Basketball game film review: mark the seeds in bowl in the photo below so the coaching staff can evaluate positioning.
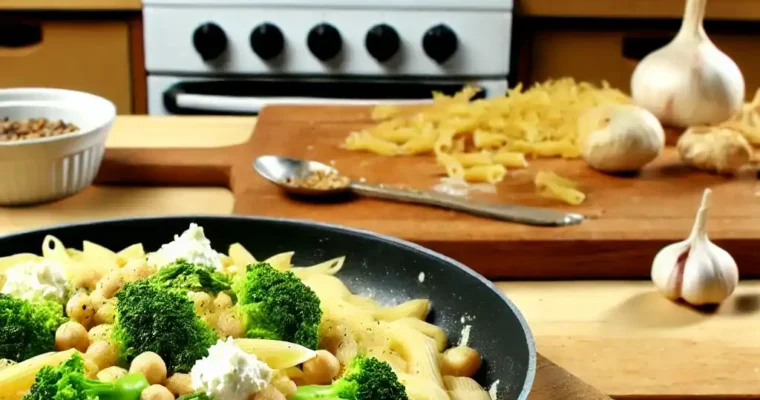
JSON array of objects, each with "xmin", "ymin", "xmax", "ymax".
[
  {"xmin": 286, "ymin": 170, "xmax": 351, "ymax": 190},
  {"xmin": 0, "ymin": 117, "xmax": 80, "ymax": 142}
]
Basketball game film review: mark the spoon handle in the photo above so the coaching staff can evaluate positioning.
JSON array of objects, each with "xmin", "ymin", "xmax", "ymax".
[{"xmin": 348, "ymin": 182, "xmax": 584, "ymax": 227}]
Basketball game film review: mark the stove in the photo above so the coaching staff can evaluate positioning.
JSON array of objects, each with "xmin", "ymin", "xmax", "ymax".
[{"xmin": 142, "ymin": 0, "xmax": 514, "ymax": 115}]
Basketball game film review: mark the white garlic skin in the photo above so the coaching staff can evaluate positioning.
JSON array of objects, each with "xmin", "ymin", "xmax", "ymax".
[
  {"xmin": 631, "ymin": 0, "xmax": 745, "ymax": 128},
  {"xmin": 651, "ymin": 189, "xmax": 739, "ymax": 306},
  {"xmin": 677, "ymin": 126, "xmax": 753, "ymax": 174},
  {"xmin": 651, "ymin": 237, "xmax": 739, "ymax": 305},
  {"xmin": 578, "ymin": 104, "xmax": 665, "ymax": 172}
]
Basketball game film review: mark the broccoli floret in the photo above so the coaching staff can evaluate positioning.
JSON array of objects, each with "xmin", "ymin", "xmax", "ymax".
[
  {"xmin": 177, "ymin": 394, "xmax": 212, "ymax": 400},
  {"xmin": 0, "ymin": 294, "xmax": 67, "ymax": 362},
  {"xmin": 292, "ymin": 356, "xmax": 408, "ymax": 400},
  {"xmin": 24, "ymin": 353, "xmax": 148, "ymax": 400},
  {"xmin": 232, "ymin": 262, "xmax": 321, "ymax": 349},
  {"xmin": 146, "ymin": 261, "xmax": 231, "ymax": 295},
  {"xmin": 112, "ymin": 280, "xmax": 217, "ymax": 373}
]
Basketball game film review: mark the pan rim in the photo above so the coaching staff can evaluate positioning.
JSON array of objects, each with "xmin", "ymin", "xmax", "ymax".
[{"xmin": 0, "ymin": 214, "xmax": 536, "ymax": 399}]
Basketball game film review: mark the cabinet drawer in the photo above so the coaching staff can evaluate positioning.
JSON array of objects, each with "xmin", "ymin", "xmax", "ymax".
[
  {"xmin": 518, "ymin": 19, "xmax": 760, "ymax": 101},
  {"xmin": 0, "ymin": 19, "xmax": 132, "ymax": 113}
]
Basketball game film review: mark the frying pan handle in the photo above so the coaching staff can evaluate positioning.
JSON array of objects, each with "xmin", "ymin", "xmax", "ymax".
[{"xmin": 95, "ymin": 147, "xmax": 235, "ymax": 187}]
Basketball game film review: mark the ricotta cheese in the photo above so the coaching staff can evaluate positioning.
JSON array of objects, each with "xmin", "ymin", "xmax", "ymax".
[
  {"xmin": 147, "ymin": 223, "xmax": 223, "ymax": 270},
  {"xmin": 1, "ymin": 258, "xmax": 70, "ymax": 304},
  {"xmin": 190, "ymin": 337, "xmax": 273, "ymax": 400}
]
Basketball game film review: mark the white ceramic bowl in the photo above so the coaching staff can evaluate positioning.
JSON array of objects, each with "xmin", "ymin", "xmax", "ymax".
[{"xmin": 0, "ymin": 88, "xmax": 116, "ymax": 205}]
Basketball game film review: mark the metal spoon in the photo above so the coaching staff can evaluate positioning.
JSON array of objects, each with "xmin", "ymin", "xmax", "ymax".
[{"xmin": 253, "ymin": 155, "xmax": 585, "ymax": 227}]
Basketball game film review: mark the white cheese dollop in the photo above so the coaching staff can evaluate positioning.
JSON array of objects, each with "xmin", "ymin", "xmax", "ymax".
[
  {"xmin": 190, "ymin": 337, "xmax": 273, "ymax": 400},
  {"xmin": 1, "ymin": 259, "xmax": 70, "ymax": 304},
  {"xmin": 147, "ymin": 223, "xmax": 223, "ymax": 270}
]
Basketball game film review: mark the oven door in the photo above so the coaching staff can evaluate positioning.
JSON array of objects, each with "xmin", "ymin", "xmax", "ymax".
[{"xmin": 150, "ymin": 77, "xmax": 487, "ymax": 116}]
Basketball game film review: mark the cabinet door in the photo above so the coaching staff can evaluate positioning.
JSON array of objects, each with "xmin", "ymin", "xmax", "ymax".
[
  {"xmin": 0, "ymin": 19, "xmax": 132, "ymax": 113},
  {"xmin": 516, "ymin": 19, "xmax": 760, "ymax": 101}
]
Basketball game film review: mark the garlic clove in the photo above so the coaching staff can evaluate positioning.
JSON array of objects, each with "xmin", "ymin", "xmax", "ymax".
[
  {"xmin": 679, "ymin": 240, "xmax": 738, "ymax": 306},
  {"xmin": 630, "ymin": 0, "xmax": 745, "ymax": 128},
  {"xmin": 650, "ymin": 188, "xmax": 739, "ymax": 306},
  {"xmin": 578, "ymin": 104, "xmax": 665, "ymax": 172},
  {"xmin": 651, "ymin": 240, "xmax": 691, "ymax": 301}
]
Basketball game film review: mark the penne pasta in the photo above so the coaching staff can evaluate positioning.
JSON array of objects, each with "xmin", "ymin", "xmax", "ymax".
[
  {"xmin": 444, "ymin": 376, "xmax": 492, "ymax": 400},
  {"xmin": 492, "ymin": 151, "xmax": 528, "ymax": 168},
  {"xmin": 82, "ymin": 240, "xmax": 120, "ymax": 273},
  {"xmin": 398, "ymin": 373, "xmax": 451, "ymax": 400},
  {"xmin": 233, "ymin": 339, "xmax": 316, "ymax": 369},
  {"xmin": 0, "ymin": 349, "xmax": 79, "ymax": 400},
  {"xmin": 373, "ymin": 299, "xmax": 430, "ymax": 321},
  {"xmin": 435, "ymin": 152, "xmax": 465, "ymax": 179},
  {"xmin": 472, "ymin": 130, "xmax": 508, "ymax": 149},
  {"xmin": 291, "ymin": 256, "xmax": 345, "ymax": 278},
  {"xmin": 116, "ymin": 243, "xmax": 145, "ymax": 265},
  {"xmin": 264, "ymin": 251, "xmax": 294, "ymax": 271},
  {"xmin": 343, "ymin": 131, "xmax": 400, "ymax": 156},
  {"xmin": 451, "ymin": 152, "xmax": 492, "ymax": 167},
  {"xmin": 389, "ymin": 323, "xmax": 445, "ymax": 387},
  {"xmin": 228, "ymin": 242, "xmax": 257, "ymax": 267},
  {"xmin": 394, "ymin": 318, "xmax": 447, "ymax": 352},
  {"xmin": 535, "ymin": 170, "xmax": 586, "ymax": 205},
  {"xmin": 463, "ymin": 164, "xmax": 507, "ymax": 184}
]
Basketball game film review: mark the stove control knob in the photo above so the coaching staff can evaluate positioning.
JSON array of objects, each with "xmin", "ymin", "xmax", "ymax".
[
  {"xmin": 250, "ymin": 22, "xmax": 285, "ymax": 60},
  {"xmin": 193, "ymin": 22, "xmax": 228, "ymax": 61},
  {"xmin": 307, "ymin": 23, "xmax": 342, "ymax": 61},
  {"xmin": 365, "ymin": 24, "xmax": 400, "ymax": 63},
  {"xmin": 422, "ymin": 24, "xmax": 458, "ymax": 64}
]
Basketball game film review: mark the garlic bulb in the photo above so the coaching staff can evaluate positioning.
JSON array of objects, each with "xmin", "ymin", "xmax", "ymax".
[
  {"xmin": 630, "ymin": 0, "xmax": 745, "ymax": 128},
  {"xmin": 677, "ymin": 126, "xmax": 752, "ymax": 174},
  {"xmin": 577, "ymin": 104, "xmax": 665, "ymax": 172},
  {"xmin": 651, "ymin": 189, "xmax": 738, "ymax": 306}
]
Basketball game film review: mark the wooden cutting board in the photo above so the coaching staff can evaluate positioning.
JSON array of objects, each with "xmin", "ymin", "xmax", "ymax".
[{"xmin": 97, "ymin": 105, "xmax": 760, "ymax": 279}]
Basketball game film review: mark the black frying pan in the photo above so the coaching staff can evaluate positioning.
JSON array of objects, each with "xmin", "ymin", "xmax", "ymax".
[{"xmin": 0, "ymin": 216, "xmax": 535, "ymax": 400}]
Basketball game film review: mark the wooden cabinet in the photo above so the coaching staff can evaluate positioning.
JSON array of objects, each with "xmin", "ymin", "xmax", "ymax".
[
  {"xmin": 513, "ymin": 18, "xmax": 760, "ymax": 100},
  {"xmin": 0, "ymin": 18, "xmax": 134, "ymax": 113}
]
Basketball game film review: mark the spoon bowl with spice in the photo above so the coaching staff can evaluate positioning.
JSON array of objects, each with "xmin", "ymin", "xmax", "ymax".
[{"xmin": 254, "ymin": 155, "xmax": 585, "ymax": 227}]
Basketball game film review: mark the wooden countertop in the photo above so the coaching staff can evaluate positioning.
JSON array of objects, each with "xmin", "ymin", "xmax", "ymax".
[
  {"xmin": 2, "ymin": 115, "xmax": 759, "ymax": 398},
  {"xmin": 0, "ymin": 0, "xmax": 140, "ymax": 10}
]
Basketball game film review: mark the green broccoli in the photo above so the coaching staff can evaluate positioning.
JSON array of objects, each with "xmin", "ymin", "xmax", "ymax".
[
  {"xmin": 23, "ymin": 353, "xmax": 148, "ymax": 400},
  {"xmin": 146, "ymin": 260, "xmax": 231, "ymax": 295},
  {"xmin": 0, "ymin": 294, "xmax": 67, "ymax": 362},
  {"xmin": 112, "ymin": 280, "xmax": 217, "ymax": 373},
  {"xmin": 232, "ymin": 262, "xmax": 321, "ymax": 349},
  {"xmin": 291, "ymin": 356, "xmax": 408, "ymax": 400},
  {"xmin": 177, "ymin": 394, "xmax": 212, "ymax": 400}
]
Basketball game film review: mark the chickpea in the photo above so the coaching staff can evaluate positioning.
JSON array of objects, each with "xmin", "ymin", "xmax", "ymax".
[
  {"xmin": 165, "ymin": 373, "xmax": 193, "ymax": 397},
  {"xmin": 271, "ymin": 375, "xmax": 297, "ymax": 397},
  {"xmin": 94, "ymin": 301, "xmax": 116, "ymax": 325},
  {"xmin": 90, "ymin": 289, "xmax": 108, "ymax": 312},
  {"xmin": 88, "ymin": 324, "xmax": 114, "ymax": 343},
  {"xmin": 188, "ymin": 292, "xmax": 213, "ymax": 316},
  {"xmin": 122, "ymin": 260, "xmax": 154, "ymax": 283},
  {"xmin": 72, "ymin": 268, "xmax": 102, "ymax": 291},
  {"xmin": 251, "ymin": 386, "xmax": 286, "ymax": 400},
  {"xmin": 83, "ymin": 357, "xmax": 100, "ymax": 379},
  {"xmin": 97, "ymin": 366, "xmax": 128, "ymax": 382},
  {"xmin": 216, "ymin": 309, "xmax": 244, "ymax": 338},
  {"xmin": 140, "ymin": 385, "xmax": 174, "ymax": 400},
  {"xmin": 130, "ymin": 352, "xmax": 167, "ymax": 385},
  {"xmin": 85, "ymin": 340, "xmax": 118, "ymax": 370},
  {"xmin": 66, "ymin": 292, "xmax": 95, "ymax": 328},
  {"xmin": 302, "ymin": 350, "xmax": 340, "ymax": 385},
  {"xmin": 55, "ymin": 321, "xmax": 89, "ymax": 352},
  {"xmin": 441, "ymin": 346, "xmax": 482, "ymax": 377},
  {"xmin": 96, "ymin": 270, "xmax": 125, "ymax": 299},
  {"xmin": 214, "ymin": 292, "xmax": 233, "ymax": 311}
]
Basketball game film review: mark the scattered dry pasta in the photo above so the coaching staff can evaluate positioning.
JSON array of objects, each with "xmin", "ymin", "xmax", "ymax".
[
  {"xmin": 342, "ymin": 78, "xmax": 631, "ymax": 190},
  {"xmin": 534, "ymin": 171, "xmax": 586, "ymax": 205}
]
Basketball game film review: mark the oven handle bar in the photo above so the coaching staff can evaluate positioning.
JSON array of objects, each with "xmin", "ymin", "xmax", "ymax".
[{"xmin": 174, "ymin": 93, "xmax": 434, "ymax": 113}]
